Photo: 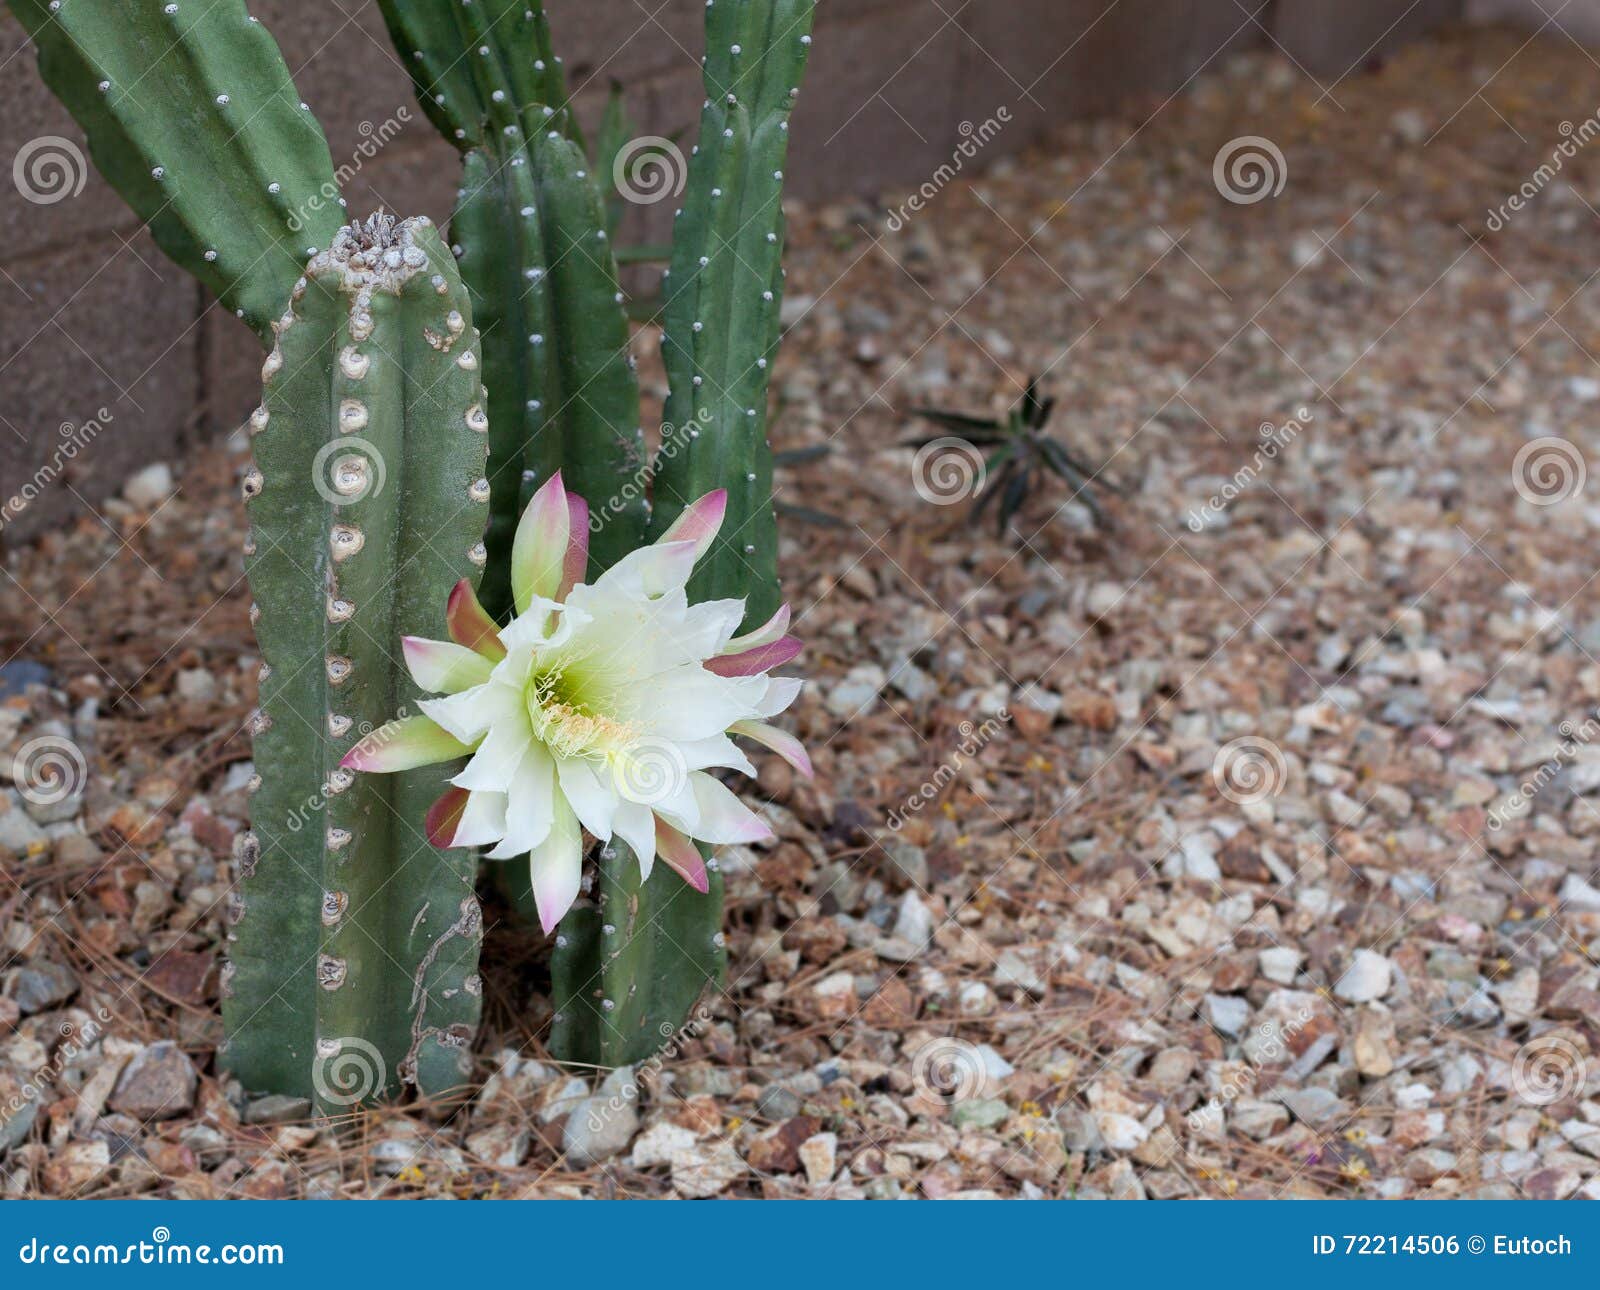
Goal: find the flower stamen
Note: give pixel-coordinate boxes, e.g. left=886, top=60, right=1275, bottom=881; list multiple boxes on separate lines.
left=526, top=672, right=636, bottom=760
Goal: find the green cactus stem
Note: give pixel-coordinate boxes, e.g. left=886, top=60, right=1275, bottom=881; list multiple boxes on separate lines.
left=374, top=0, right=579, bottom=153
left=451, top=138, right=647, bottom=619
left=378, top=0, right=644, bottom=619
left=7, top=0, right=345, bottom=343
left=547, top=0, right=814, bottom=1071
left=546, top=847, right=727, bottom=1068
left=225, top=213, right=491, bottom=1111
left=652, top=0, right=814, bottom=629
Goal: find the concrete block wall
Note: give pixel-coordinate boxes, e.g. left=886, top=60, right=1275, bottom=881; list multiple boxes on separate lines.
left=0, top=0, right=1464, bottom=542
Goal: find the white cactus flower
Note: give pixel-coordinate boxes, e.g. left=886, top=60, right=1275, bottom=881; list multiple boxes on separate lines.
left=342, top=472, right=808, bottom=933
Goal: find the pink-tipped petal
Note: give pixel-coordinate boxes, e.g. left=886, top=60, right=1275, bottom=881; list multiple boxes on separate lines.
left=424, top=787, right=470, bottom=849
left=558, top=491, right=590, bottom=599
left=730, top=719, right=814, bottom=780
left=654, top=816, right=709, bottom=893
left=658, top=489, right=728, bottom=561
left=511, top=471, right=570, bottom=613
left=341, top=716, right=472, bottom=773
left=529, top=795, right=582, bottom=935
left=704, top=634, right=802, bottom=678
left=724, top=603, right=791, bottom=654
left=402, top=636, right=495, bottom=693
left=447, top=579, right=506, bottom=661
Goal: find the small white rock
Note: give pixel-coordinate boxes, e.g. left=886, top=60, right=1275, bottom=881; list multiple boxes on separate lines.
left=891, top=890, right=933, bottom=948
left=630, top=1121, right=697, bottom=1168
left=1094, top=1111, right=1149, bottom=1152
left=798, top=1131, right=837, bottom=1186
left=1201, top=993, right=1250, bottom=1037
left=1334, top=948, right=1392, bottom=1003
left=1559, top=873, right=1600, bottom=913
left=123, top=462, right=175, bottom=509
left=1258, top=946, right=1303, bottom=985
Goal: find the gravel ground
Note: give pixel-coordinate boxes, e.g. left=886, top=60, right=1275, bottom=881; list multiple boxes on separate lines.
left=5, top=27, right=1600, bottom=1199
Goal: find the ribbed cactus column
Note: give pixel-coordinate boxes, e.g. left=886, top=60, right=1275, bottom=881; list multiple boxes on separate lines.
left=225, top=214, right=491, bottom=1111
left=7, top=0, right=345, bottom=343
left=451, top=137, right=648, bottom=615
left=653, top=0, right=815, bottom=626
left=378, top=0, right=646, bottom=619
left=550, top=0, right=816, bottom=1068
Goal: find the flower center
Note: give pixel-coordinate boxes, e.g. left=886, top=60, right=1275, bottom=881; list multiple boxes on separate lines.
left=525, top=669, right=635, bottom=761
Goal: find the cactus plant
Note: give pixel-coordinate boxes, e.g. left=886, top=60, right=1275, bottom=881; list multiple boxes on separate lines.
left=11, top=0, right=495, bottom=1106
left=21, top=0, right=819, bottom=1085
left=909, top=375, right=1120, bottom=535
left=7, top=0, right=346, bottom=343
left=377, top=0, right=645, bottom=622
left=226, top=213, right=491, bottom=1111
left=552, top=0, right=816, bottom=1068
left=370, top=0, right=815, bottom=1069
left=651, top=0, right=814, bottom=628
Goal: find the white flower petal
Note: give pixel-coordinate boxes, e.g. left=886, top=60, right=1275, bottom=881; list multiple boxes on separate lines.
left=682, top=598, right=747, bottom=657
left=555, top=755, right=619, bottom=839
left=487, top=743, right=555, bottom=858
left=511, top=472, right=571, bottom=613
left=676, top=733, right=756, bottom=776
left=754, top=676, right=803, bottom=719
left=731, top=719, right=812, bottom=779
left=640, top=668, right=768, bottom=741
left=558, top=585, right=709, bottom=685
left=655, top=490, right=727, bottom=563
left=593, top=539, right=698, bottom=598
left=451, top=709, right=532, bottom=793
left=725, top=603, right=791, bottom=654
left=341, top=716, right=470, bottom=773
left=611, top=798, right=657, bottom=880
left=451, top=789, right=508, bottom=848
left=402, top=636, right=494, bottom=693
left=499, top=596, right=584, bottom=652
left=418, top=680, right=521, bottom=743
left=685, top=771, right=774, bottom=845
left=528, top=793, right=582, bottom=934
